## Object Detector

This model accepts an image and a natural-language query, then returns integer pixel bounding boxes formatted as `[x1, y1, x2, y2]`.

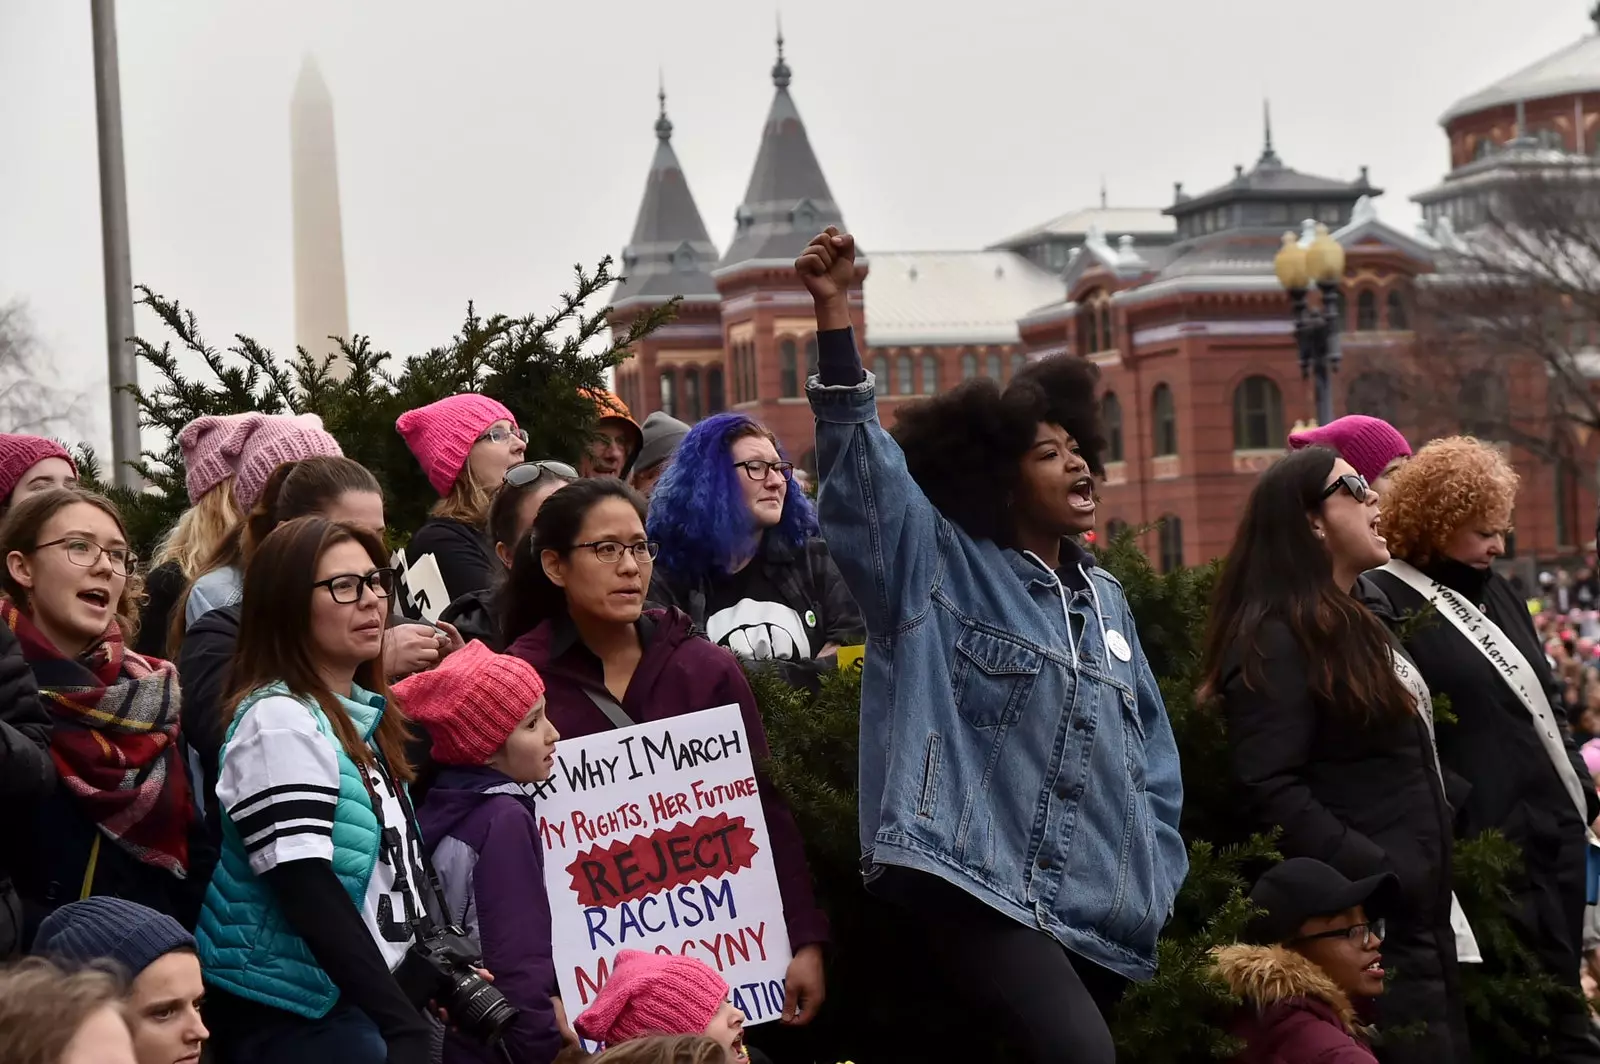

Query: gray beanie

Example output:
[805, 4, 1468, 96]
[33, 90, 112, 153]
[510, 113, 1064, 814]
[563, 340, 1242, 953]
[33, 897, 195, 979]
[633, 411, 691, 474]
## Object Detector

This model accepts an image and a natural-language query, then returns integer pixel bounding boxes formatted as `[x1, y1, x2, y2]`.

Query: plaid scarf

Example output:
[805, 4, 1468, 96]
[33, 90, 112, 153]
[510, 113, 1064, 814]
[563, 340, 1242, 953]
[1, 597, 192, 877]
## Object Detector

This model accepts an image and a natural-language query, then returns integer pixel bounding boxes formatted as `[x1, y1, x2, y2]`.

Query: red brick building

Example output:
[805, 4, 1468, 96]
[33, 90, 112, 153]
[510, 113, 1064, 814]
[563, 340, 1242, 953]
[608, 19, 1600, 565]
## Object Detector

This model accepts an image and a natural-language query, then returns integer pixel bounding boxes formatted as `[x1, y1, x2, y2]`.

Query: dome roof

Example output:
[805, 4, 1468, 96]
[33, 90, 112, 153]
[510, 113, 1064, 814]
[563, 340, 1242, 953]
[1441, 30, 1600, 126]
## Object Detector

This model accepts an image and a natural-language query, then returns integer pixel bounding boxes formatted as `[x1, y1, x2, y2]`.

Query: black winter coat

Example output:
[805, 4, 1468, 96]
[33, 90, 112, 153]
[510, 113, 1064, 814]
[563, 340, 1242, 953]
[439, 585, 501, 651]
[647, 533, 864, 693]
[175, 603, 239, 843]
[1367, 560, 1600, 1023]
[403, 517, 496, 616]
[1219, 592, 1467, 1064]
[0, 623, 54, 956]
[134, 560, 186, 660]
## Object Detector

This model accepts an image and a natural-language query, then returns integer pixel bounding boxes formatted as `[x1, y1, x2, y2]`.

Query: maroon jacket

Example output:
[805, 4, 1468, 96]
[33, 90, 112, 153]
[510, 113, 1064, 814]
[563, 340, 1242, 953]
[1213, 944, 1379, 1064]
[506, 607, 829, 951]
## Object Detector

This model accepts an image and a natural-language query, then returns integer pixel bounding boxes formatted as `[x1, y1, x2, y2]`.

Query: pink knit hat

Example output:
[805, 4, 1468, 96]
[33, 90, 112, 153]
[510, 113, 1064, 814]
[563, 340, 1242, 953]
[575, 951, 729, 1046]
[0, 434, 75, 503]
[1583, 739, 1600, 779]
[392, 640, 546, 765]
[396, 394, 518, 496]
[231, 414, 343, 511]
[179, 413, 260, 504]
[1287, 415, 1411, 484]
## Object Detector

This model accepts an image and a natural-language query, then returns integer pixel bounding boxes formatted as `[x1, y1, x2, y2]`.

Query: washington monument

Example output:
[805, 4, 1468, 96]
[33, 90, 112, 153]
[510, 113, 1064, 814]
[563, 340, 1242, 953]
[290, 55, 350, 374]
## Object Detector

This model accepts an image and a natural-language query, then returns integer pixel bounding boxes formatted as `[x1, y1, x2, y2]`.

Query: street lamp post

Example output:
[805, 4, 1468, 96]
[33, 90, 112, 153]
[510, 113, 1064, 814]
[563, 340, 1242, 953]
[1273, 222, 1346, 427]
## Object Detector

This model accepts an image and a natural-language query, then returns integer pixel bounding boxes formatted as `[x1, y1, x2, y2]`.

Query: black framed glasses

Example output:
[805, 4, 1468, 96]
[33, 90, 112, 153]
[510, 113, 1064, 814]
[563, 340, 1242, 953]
[504, 460, 578, 487]
[33, 537, 137, 577]
[313, 567, 397, 604]
[1292, 918, 1385, 948]
[477, 425, 530, 446]
[734, 459, 794, 481]
[1320, 472, 1372, 503]
[573, 540, 660, 565]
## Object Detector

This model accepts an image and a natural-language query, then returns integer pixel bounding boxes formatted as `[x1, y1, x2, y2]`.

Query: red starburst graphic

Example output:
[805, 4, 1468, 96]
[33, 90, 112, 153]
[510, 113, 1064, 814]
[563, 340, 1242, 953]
[565, 813, 758, 907]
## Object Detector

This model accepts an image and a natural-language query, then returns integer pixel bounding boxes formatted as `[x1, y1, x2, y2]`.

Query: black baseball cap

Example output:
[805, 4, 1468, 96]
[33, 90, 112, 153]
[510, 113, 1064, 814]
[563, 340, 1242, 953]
[1246, 858, 1400, 944]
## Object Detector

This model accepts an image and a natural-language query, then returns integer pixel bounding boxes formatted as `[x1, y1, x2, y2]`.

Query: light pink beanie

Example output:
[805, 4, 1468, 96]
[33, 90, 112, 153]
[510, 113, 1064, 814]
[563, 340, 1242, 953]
[396, 394, 517, 496]
[180, 413, 260, 504]
[232, 414, 343, 511]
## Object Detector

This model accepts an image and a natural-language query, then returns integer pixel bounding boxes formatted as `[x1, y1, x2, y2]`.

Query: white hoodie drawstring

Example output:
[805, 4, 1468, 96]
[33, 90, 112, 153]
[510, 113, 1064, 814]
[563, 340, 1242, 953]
[1021, 552, 1113, 672]
[1082, 565, 1113, 672]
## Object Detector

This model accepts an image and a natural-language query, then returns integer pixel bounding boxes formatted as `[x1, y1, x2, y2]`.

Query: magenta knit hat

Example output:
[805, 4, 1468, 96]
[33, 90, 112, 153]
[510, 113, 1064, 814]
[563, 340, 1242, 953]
[179, 413, 260, 504]
[396, 394, 517, 496]
[0, 434, 75, 502]
[575, 951, 729, 1046]
[231, 414, 343, 511]
[1584, 739, 1600, 779]
[1287, 415, 1411, 484]
[392, 641, 546, 765]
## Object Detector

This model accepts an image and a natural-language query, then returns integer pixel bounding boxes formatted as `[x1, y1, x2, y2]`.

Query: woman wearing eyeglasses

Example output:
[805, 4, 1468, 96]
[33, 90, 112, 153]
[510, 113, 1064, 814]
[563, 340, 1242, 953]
[440, 460, 578, 651]
[646, 413, 862, 688]
[1201, 447, 1468, 1063]
[501, 478, 831, 1029]
[397, 394, 528, 607]
[0, 488, 206, 933]
[198, 516, 435, 1064]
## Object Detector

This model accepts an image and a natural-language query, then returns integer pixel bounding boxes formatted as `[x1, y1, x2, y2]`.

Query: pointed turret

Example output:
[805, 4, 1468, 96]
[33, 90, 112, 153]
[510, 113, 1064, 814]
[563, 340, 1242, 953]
[717, 31, 846, 269]
[609, 78, 720, 311]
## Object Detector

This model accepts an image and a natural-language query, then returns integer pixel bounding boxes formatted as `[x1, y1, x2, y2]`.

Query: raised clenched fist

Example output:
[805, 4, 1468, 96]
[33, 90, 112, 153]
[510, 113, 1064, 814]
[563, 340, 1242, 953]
[794, 226, 856, 306]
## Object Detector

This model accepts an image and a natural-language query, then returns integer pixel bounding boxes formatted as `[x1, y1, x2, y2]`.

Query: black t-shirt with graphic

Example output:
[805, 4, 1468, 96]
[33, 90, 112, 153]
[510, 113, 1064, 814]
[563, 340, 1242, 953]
[703, 562, 824, 662]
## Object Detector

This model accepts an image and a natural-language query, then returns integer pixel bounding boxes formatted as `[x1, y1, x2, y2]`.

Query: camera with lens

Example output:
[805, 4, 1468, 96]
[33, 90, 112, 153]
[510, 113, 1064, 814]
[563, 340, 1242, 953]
[411, 925, 519, 1046]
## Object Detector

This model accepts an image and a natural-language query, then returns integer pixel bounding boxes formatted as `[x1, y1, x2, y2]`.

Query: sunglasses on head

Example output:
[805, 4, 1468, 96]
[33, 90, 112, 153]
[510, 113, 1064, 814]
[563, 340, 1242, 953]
[1320, 472, 1372, 503]
[504, 460, 579, 488]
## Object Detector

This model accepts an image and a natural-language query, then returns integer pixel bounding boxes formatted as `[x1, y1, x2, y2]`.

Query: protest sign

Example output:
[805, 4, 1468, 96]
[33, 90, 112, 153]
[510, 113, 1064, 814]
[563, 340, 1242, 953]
[534, 703, 793, 1027]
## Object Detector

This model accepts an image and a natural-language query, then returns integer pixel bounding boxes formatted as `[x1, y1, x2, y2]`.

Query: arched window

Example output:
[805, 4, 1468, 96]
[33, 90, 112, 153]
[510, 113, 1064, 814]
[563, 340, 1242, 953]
[804, 337, 819, 378]
[1102, 392, 1124, 463]
[1086, 309, 1100, 354]
[1104, 518, 1129, 542]
[985, 353, 1002, 380]
[873, 354, 890, 388]
[961, 351, 977, 381]
[1011, 353, 1027, 379]
[1232, 375, 1284, 450]
[779, 339, 799, 398]
[1100, 305, 1114, 350]
[1158, 515, 1184, 574]
[1460, 370, 1509, 439]
[683, 367, 702, 422]
[659, 369, 677, 417]
[1355, 290, 1379, 331]
[896, 354, 913, 396]
[1152, 384, 1178, 457]
[707, 366, 726, 414]
[920, 354, 939, 394]
[1386, 290, 1409, 331]
[1346, 372, 1401, 425]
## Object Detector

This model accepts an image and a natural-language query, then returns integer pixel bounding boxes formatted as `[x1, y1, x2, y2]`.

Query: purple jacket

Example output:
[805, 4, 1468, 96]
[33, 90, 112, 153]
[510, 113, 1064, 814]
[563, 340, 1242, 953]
[418, 765, 562, 1064]
[1213, 944, 1379, 1064]
[506, 607, 829, 951]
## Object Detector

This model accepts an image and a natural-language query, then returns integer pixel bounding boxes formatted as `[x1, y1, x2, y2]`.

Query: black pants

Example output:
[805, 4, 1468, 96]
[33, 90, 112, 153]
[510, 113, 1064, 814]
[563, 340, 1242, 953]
[877, 867, 1127, 1064]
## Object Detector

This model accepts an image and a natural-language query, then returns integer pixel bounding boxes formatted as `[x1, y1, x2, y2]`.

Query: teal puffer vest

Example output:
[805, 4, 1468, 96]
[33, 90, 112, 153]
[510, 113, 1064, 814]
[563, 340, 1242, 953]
[196, 682, 388, 1019]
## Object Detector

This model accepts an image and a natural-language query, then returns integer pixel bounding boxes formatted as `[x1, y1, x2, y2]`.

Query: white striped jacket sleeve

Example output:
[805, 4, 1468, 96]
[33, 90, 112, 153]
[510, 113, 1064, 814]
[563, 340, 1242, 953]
[216, 695, 341, 875]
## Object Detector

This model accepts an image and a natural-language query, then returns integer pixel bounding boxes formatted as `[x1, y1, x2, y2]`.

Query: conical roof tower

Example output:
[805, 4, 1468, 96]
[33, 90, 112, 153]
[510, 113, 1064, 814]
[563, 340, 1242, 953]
[610, 81, 720, 311]
[717, 30, 847, 269]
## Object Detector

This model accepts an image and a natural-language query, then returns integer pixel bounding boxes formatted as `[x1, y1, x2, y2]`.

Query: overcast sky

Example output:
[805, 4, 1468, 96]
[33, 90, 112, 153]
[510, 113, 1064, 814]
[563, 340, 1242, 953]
[0, 0, 1590, 454]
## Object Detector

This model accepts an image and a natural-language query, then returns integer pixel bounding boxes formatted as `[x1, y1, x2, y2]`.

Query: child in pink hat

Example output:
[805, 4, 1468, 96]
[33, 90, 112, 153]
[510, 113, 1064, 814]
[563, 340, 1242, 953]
[0, 433, 76, 512]
[402, 641, 570, 1064]
[396, 394, 527, 607]
[575, 951, 748, 1062]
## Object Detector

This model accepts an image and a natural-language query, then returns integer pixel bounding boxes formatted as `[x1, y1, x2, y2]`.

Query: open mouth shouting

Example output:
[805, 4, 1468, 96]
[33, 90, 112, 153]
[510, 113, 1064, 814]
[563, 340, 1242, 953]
[1068, 475, 1097, 513]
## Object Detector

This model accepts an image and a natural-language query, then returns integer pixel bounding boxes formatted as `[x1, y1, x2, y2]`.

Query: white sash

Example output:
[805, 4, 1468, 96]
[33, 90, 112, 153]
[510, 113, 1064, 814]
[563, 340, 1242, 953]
[1392, 652, 1482, 963]
[1381, 559, 1591, 825]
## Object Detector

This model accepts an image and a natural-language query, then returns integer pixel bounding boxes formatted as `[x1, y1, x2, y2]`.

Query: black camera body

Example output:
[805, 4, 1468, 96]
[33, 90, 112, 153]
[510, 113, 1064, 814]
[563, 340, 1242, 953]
[411, 925, 519, 1046]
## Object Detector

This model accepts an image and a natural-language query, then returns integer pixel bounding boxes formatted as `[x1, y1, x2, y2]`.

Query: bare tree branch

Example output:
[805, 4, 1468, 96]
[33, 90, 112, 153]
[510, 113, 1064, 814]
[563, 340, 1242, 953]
[0, 298, 95, 440]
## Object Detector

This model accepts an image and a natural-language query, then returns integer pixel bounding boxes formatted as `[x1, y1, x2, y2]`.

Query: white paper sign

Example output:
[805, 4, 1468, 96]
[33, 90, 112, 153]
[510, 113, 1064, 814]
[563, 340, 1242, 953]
[402, 551, 449, 623]
[533, 704, 793, 1026]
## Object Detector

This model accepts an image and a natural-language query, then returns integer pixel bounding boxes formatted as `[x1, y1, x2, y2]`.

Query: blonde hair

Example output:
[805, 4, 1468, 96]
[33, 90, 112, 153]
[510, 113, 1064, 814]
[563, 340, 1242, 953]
[1379, 435, 1519, 564]
[591, 1036, 727, 1064]
[0, 958, 127, 1064]
[152, 479, 240, 580]
[431, 464, 494, 528]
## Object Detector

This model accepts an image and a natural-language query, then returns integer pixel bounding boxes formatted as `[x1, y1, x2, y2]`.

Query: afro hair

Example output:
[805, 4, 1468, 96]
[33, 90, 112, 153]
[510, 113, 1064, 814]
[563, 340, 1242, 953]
[890, 353, 1105, 547]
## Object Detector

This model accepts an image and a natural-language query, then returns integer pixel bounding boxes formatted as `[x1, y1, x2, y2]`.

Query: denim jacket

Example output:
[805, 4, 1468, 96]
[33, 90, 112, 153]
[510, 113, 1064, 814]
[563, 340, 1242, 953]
[807, 332, 1187, 980]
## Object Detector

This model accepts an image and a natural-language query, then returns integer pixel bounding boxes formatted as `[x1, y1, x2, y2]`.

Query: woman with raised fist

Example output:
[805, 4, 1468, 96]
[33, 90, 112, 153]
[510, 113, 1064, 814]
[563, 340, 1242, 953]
[796, 227, 1186, 1064]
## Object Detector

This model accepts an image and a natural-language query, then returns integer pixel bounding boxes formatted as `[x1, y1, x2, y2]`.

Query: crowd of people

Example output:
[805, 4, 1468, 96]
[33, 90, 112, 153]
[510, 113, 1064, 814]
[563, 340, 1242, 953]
[0, 226, 1596, 1064]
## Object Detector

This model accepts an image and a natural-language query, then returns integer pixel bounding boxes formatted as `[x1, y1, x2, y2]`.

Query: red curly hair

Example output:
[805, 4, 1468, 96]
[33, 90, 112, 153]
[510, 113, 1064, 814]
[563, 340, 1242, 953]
[1378, 436, 1518, 564]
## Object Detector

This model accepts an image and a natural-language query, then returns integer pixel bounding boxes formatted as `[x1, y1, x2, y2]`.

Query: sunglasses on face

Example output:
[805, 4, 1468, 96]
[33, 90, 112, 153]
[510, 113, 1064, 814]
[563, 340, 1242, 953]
[1320, 472, 1372, 503]
[478, 425, 530, 446]
[504, 460, 579, 487]
[313, 567, 397, 604]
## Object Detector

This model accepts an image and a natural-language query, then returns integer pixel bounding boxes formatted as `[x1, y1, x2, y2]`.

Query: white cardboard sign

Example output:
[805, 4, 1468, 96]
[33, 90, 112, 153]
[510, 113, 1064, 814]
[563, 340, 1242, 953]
[400, 551, 449, 623]
[532, 704, 793, 1026]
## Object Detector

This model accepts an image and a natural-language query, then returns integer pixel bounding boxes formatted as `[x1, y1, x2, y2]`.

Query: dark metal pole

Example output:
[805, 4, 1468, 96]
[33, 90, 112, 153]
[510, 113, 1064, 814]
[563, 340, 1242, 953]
[91, 0, 141, 489]
[1314, 356, 1333, 427]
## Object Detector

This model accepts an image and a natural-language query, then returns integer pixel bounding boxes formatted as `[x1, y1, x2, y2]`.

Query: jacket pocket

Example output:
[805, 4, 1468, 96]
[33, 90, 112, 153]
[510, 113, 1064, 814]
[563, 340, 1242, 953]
[950, 626, 1043, 730]
[918, 733, 941, 819]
